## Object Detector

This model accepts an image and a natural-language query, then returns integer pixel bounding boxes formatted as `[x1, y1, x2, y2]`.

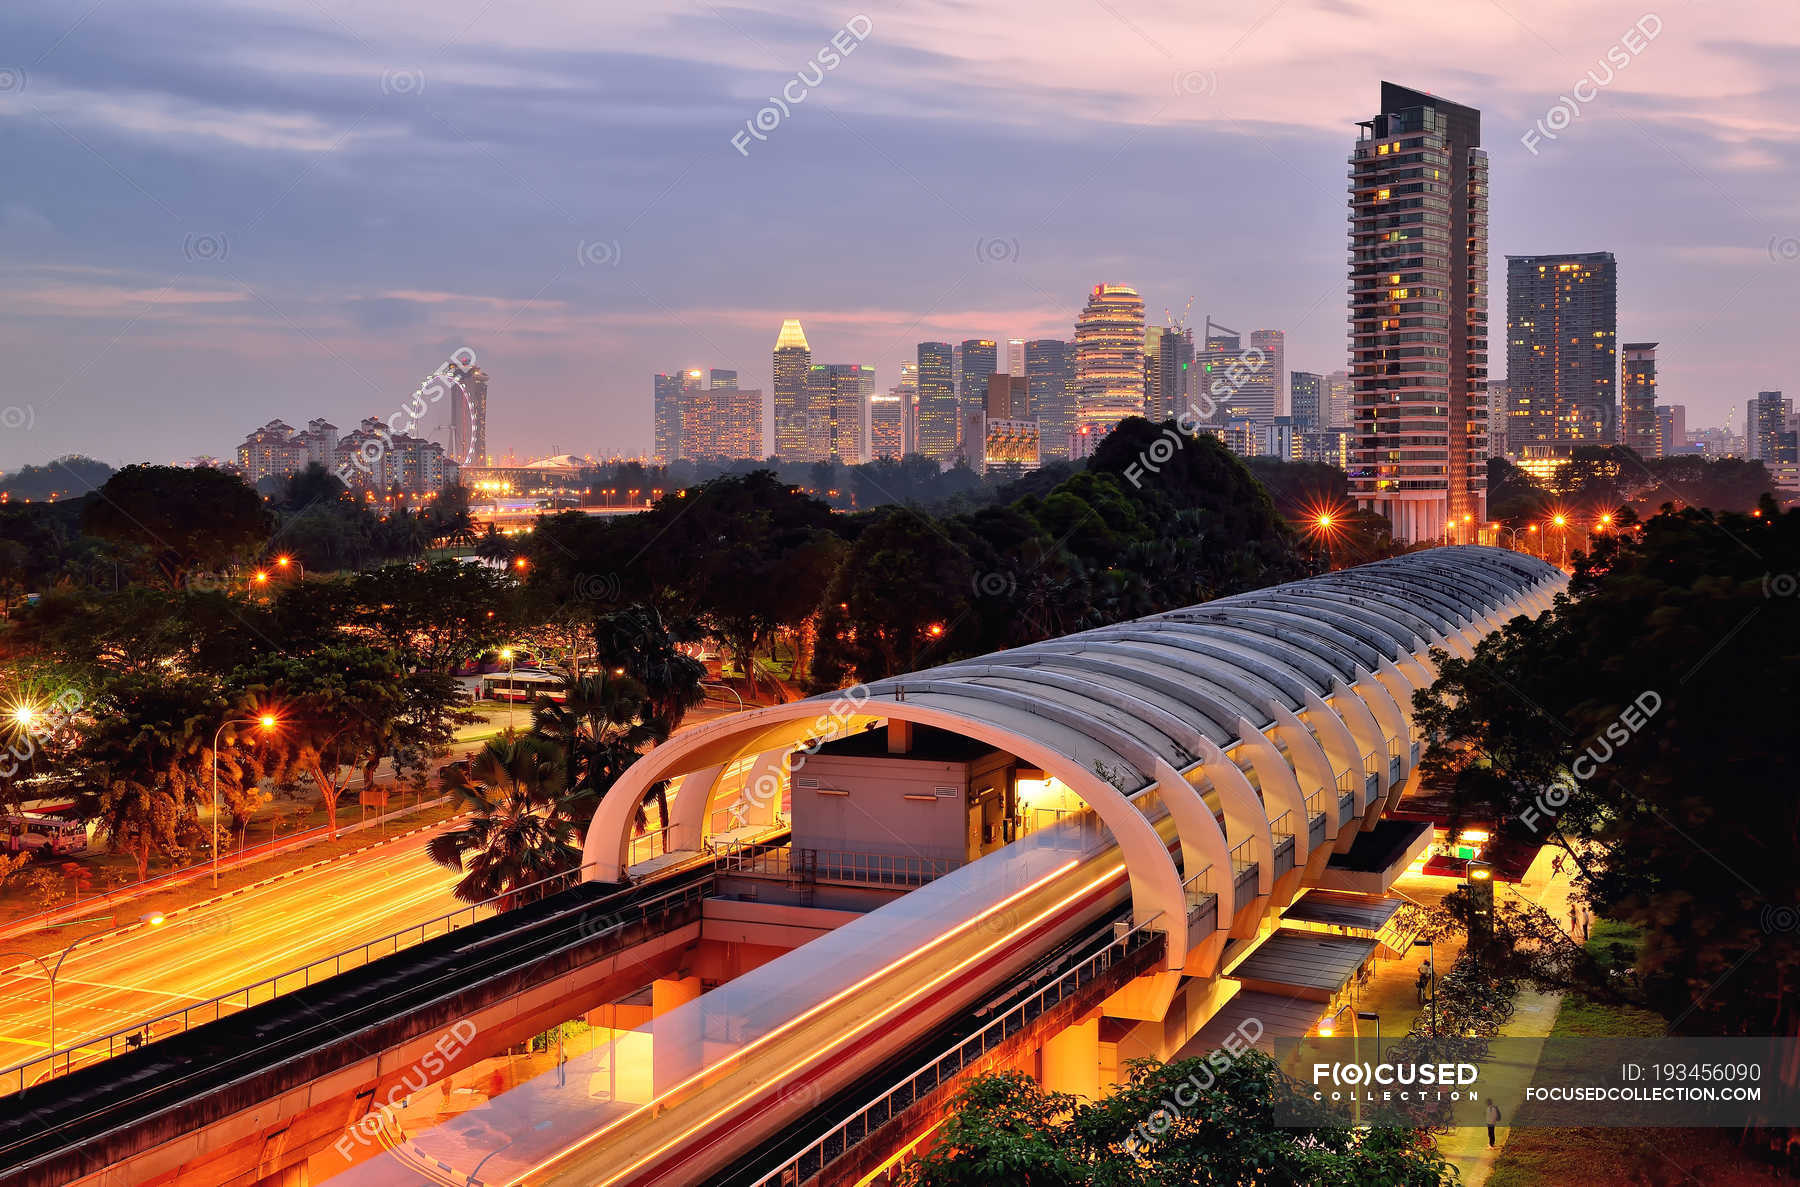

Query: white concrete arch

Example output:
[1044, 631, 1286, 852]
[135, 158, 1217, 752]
[1188, 735, 1275, 897]
[1233, 717, 1310, 864]
[580, 698, 1194, 970]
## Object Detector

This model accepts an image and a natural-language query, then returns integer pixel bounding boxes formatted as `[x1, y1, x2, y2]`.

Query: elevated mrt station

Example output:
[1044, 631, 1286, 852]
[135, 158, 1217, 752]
[546, 545, 1564, 1185]
[0, 548, 1563, 1187]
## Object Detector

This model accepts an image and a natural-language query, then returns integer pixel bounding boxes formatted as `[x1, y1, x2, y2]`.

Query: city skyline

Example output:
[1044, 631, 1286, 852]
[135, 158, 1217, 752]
[1, 1, 1795, 471]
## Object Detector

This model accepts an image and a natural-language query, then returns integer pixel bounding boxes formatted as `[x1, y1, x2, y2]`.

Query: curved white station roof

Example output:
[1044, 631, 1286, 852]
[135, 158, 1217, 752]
[582, 546, 1566, 966]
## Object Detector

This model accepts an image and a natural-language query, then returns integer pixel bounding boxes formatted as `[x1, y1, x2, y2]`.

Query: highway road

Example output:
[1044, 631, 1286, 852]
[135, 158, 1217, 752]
[0, 822, 464, 1080]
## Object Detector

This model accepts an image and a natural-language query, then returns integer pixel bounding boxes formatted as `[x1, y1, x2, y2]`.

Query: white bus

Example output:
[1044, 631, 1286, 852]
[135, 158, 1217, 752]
[3, 813, 91, 857]
[478, 669, 569, 704]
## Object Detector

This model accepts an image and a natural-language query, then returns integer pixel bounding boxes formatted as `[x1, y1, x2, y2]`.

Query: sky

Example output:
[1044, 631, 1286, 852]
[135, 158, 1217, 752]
[0, 0, 1794, 471]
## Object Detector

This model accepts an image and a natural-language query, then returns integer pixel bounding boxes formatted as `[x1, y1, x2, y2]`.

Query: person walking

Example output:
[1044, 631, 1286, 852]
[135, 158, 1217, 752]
[1486, 1100, 1503, 1147]
[1416, 965, 1430, 1004]
[1581, 908, 1592, 943]
[1550, 851, 1565, 877]
[1569, 903, 1580, 937]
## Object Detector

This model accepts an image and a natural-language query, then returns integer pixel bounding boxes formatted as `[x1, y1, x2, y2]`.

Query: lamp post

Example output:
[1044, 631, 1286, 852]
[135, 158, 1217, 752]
[499, 648, 516, 731]
[1413, 937, 1438, 1036]
[1320, 1003, 1379, 1125]
[6, 910, 166, 1060]
[212, 715, 277, 888]
[1467, 858, 1494, 972]
[274, 555, 304, 581]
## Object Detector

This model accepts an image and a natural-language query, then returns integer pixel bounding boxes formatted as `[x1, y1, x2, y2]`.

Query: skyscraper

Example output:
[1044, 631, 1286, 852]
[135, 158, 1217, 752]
[1144, 326, 1195, 423]
[916, 342, 957, 459]
[1620, 342, 1659, 458]
[1326, 369, 1353, 429]
[462, 364, 489, 467]
[959, 339, 999, 445]
[772, 319, 812, 461]
[1008, 338, 1026, 377]
[869, 391, 904, 459]
[1025, 338, 1076, 460]
[1506, 252, 1618, 452]
[893, 361, 919, 455]
[805, 363, 872, 464]
[1349, 82, 1489, 543]
[710, 368, 738, 391]
[682, 388, 764, 459]
[1290, 371, 1323, 431]
[1250, 330, 1286, 419]
[1074, 284, 1146, 437]
[653, 372, 683, 464]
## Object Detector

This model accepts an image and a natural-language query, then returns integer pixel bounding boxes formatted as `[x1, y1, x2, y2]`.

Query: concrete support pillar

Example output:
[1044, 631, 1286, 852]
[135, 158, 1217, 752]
[652, 975, 703, 1094]
[1042, 1014, 1101, 1101]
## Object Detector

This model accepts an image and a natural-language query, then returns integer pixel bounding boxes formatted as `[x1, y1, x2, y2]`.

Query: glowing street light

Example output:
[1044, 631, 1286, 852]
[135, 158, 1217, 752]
[5, 911, 169, 1058]
[211, 715, 279, 888]
[273, 555, 304, 581]
[926, 623, 944, 638]
[499, 648, 517, 729]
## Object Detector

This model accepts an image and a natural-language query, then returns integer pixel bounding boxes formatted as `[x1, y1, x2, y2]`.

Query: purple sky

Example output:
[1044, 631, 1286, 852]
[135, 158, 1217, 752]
[0, 0, 1794, 469]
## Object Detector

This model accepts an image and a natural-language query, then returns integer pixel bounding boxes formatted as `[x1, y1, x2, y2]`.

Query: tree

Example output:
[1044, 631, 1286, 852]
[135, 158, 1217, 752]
[426, 735, 578, 905]
[236, 646, 409, 837]
[529, 671, 662, 829]
[902, 1052, 1451, 1186]
[1413, 505, 1800, 1038]
[652, 472, 843, 697]
[593, 605, 707, 735]
[81, 465, 270, 589]
[84, 672, 232, 879]
[342, 560, 515, 672]
[812, 507, 976, 686]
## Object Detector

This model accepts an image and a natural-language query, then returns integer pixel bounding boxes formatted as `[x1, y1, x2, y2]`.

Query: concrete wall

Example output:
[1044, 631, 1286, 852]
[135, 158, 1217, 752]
[796, 749, 1010, 866]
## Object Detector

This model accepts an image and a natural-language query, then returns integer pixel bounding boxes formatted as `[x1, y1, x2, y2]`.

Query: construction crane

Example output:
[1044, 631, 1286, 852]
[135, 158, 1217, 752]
[1164, 296, 1196, 332]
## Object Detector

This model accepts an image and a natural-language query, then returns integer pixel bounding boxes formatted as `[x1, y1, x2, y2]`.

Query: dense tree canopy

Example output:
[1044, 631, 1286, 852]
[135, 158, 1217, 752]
[902, 1054, 1451, 1186]
[1414, 502, 1800, 1037]
[81, 464, 271, 589]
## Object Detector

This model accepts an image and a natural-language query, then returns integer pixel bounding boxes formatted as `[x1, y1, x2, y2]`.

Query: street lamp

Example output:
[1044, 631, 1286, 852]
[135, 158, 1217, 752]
[1413, 937, 1438, 1036]
[212, 715, 278, 888]
[1319, 1003, 1380, 1125]
[499, 648, 517, 730]
[274, 555, 304, 581]
[6, 911, 167, 1061]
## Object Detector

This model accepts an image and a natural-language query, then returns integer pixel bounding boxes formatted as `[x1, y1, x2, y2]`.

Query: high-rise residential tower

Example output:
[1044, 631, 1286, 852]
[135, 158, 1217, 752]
[1074, 284, 1146, 437]
[1025, 338, 1076, 460]
[916, 341, 957, 459]
[1748, 391, 1794, 463]
[1620, 342, 1659, 458]
[1348, 82, 1489, 543]
[772, 319, 812, 461]
[1505, 252, 1618, 452]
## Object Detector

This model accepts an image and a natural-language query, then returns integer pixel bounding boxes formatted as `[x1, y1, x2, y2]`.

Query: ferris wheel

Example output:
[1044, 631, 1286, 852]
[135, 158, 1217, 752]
[399, 365, 478, 467]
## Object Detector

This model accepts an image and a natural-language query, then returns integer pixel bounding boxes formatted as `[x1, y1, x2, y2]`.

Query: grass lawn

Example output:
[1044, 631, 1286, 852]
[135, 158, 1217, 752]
[1487, 921, 1786, 1186]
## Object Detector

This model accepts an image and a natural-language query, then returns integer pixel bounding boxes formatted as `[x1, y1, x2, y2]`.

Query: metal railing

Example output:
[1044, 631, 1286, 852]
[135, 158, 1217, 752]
[1269, 810, 1293, 839]
[1183, 865, 1216, 915]
[749, 915, 1163, 1187]
[1361, 748, 1379, 777]
[627, 825, 672, 867]
[1304, 789, 1323, 821]
[1335, 767, 1354, 795]
[1387, 735, 1403, 759]
[714, 842, 955, 888]
[0, 856, 637, 1096]
[1229, 837, 1256, 877]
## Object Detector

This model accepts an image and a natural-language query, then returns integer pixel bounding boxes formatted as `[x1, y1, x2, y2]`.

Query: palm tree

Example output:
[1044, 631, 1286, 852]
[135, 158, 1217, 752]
[529, 671, 663, 832]
[593, 606, 707, 735]
[426, 735, 578, 906]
